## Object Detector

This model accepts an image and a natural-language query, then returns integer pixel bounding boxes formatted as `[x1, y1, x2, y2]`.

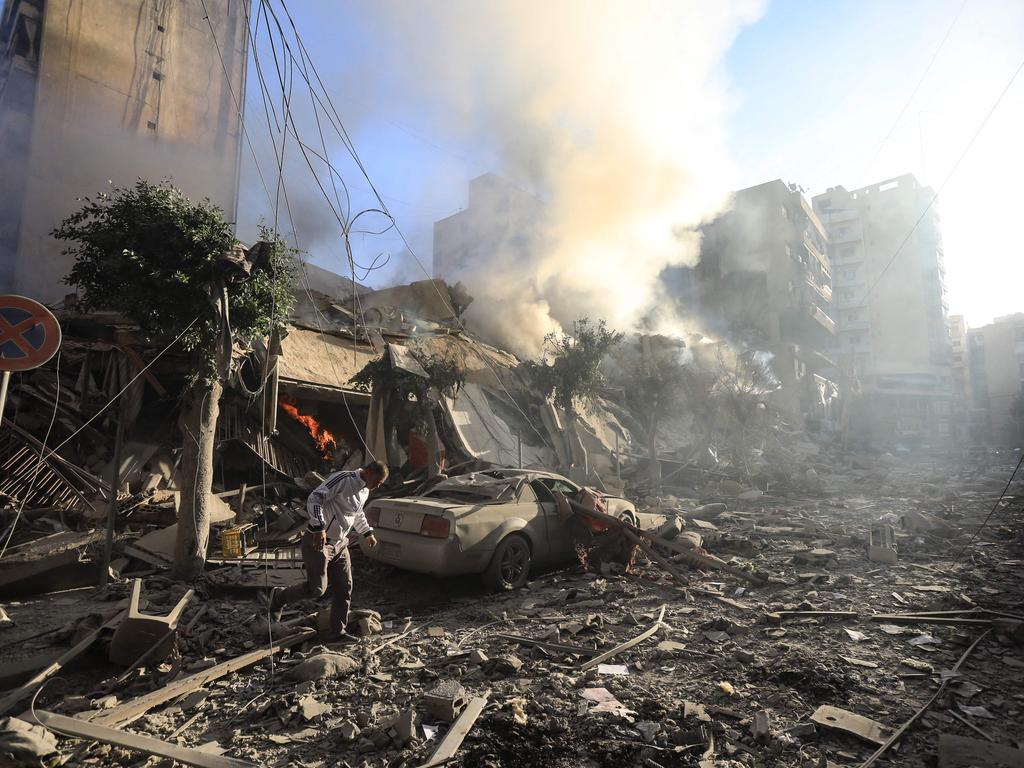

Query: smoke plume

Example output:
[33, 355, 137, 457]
[362, 0, 763, 356]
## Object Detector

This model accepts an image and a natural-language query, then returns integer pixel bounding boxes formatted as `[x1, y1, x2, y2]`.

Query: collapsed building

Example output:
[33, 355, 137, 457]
[663, 180, 841, 434]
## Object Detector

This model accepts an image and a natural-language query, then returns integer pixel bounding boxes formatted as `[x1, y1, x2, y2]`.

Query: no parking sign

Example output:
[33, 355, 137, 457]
[0, 294, 62, 421]
[0, 294, 61, 372]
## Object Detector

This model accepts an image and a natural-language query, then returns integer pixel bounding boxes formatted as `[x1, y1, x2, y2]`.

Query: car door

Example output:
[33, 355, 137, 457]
[533, 479, 576, 563]
[509, 481, 556, 564]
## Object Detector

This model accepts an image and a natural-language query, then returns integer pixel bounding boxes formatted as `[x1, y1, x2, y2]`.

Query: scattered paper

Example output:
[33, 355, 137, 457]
[422, 724, 440, 741]
[597, 664, 629, 676]
[844, 628, 868, 642]
[581, 687, 634, 717]
[879, 624, 908, 635]
[909, 634, 940, 646]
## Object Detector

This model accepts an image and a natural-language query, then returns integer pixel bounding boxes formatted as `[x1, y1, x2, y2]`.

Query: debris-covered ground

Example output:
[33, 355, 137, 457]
[2, 451, 1022, 767]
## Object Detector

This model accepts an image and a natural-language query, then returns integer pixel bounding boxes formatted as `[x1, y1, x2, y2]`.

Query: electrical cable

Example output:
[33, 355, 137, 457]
[270, 0, 550, 448]
[853, 0, 967, 187]
[856, 50, 1024, 309]
[953, 450, 1024, 563]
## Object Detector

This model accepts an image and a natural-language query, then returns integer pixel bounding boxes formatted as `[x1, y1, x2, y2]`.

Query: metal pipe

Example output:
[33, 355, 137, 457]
[0, 371, 10, 423]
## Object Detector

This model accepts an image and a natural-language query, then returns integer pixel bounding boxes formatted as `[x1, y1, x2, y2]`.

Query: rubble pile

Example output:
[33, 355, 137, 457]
[1, 449, 1021, 767]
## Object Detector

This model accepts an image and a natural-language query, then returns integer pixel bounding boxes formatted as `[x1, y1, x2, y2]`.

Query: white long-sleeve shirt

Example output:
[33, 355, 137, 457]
[306, 470, 374, 541]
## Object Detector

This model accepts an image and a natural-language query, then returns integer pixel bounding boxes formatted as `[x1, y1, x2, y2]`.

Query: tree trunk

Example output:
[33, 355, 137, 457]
[647, 416, 662, 492]
[422, 403, 442, 477]
[565, 409, 589, 479]
[174, 376, 222, 580]
[382, 388, 400, 466]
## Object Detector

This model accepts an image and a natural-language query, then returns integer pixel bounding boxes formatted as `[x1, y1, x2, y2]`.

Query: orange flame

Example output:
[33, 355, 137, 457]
[279, 399, 337, 458]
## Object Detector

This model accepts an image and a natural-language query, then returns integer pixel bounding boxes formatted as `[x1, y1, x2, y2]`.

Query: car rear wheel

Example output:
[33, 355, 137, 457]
[485, 534, 532, 591]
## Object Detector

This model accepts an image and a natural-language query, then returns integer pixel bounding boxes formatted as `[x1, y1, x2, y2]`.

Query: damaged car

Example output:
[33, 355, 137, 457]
[360, 469, 638, 590]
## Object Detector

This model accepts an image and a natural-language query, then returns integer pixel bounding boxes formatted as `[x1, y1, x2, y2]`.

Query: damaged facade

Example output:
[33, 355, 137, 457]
[813, 175, 958, 449]
[0, 0, 248, 300]
[665, 179, 840, 432]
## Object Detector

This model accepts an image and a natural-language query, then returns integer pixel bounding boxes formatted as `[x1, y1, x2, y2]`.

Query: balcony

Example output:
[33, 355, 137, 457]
[809, 304, 837, 335]
[803, 275, 832, 303]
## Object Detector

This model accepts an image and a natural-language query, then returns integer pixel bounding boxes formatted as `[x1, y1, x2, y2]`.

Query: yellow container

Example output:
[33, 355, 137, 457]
[221, 526, 246, 559]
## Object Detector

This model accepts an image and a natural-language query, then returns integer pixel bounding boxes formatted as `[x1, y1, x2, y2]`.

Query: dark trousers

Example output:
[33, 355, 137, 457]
[276, 533, 353, 636]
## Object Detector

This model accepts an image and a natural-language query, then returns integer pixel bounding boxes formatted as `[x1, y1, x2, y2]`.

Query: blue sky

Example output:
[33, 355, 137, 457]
[237, 0, 1024, 329]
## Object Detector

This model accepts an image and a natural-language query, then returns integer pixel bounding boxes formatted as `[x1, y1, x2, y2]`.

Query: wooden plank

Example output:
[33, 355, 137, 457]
[0, 609, 125, 715]
[418, 695, 488, 768]
[869, 614, 992, 627]
[811, 705, 893, 746]
[579, 605, 666, 672]
[30, 710, 255, 768]
[89, 629, 316, 727]
[493, 633, 601, 658]
[622, 528, 690, 587]
[937, 734, 1024, 768]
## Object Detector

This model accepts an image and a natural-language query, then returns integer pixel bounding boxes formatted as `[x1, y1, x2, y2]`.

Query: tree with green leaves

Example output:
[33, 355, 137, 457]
[56, 180, 296, 579]
[530, 318, 622, 474]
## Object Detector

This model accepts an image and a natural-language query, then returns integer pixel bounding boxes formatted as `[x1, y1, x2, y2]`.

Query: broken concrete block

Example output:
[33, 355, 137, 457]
[337, 720, 360, 741]
[751, 711, 771, 744]
[482, 655, 523, 677]
[422, 679, 468, 723]
[733, 648, 756, 664]
[636, 721, 660, 742]
[787, 722, 816, 739]
[298, 695, 332, 722]
[177, 690, 209, 713]
[386, 708, 418, 746]
[468, 649, 488, 665]
[286, 653, 359, 682]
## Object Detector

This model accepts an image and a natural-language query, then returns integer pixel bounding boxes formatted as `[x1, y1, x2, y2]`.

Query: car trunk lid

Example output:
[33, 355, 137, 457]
[370, 497, 452, 534]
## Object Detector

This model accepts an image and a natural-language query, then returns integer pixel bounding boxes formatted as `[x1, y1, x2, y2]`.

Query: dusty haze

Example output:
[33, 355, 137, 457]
[360, 0, 763, 355]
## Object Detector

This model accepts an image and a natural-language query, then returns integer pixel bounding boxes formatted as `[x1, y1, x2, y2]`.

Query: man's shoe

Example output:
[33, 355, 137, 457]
[264, 587, 284, 623]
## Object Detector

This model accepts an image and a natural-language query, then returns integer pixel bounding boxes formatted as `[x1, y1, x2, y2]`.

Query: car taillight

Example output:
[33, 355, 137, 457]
[365, 508, 380, 527]
[419, 516, 450, 539]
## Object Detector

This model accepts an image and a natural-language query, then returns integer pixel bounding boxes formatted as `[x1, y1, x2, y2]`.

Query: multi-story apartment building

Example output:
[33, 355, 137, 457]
[812, 174, 954, 447]
[966, 313, 1024, 447]
[695, 179, 838, 426]
[947, 314, 969, 447]
[0, 0, 249, 302]
[432, 173, 545, 282]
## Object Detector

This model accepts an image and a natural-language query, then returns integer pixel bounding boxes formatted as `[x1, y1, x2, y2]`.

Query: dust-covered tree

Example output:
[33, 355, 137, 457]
[56, 180, 296, 579]
[615, 337, 695, 491]
[529, 318, 622, 472]
[353, 345, 466, 476]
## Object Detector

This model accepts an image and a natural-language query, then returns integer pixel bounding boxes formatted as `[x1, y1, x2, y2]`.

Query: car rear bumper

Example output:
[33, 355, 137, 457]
[359, 530, 492, 577]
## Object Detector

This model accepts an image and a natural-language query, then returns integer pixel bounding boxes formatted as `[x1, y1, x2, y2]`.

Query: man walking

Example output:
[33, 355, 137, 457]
[268, 460, 389, 643]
